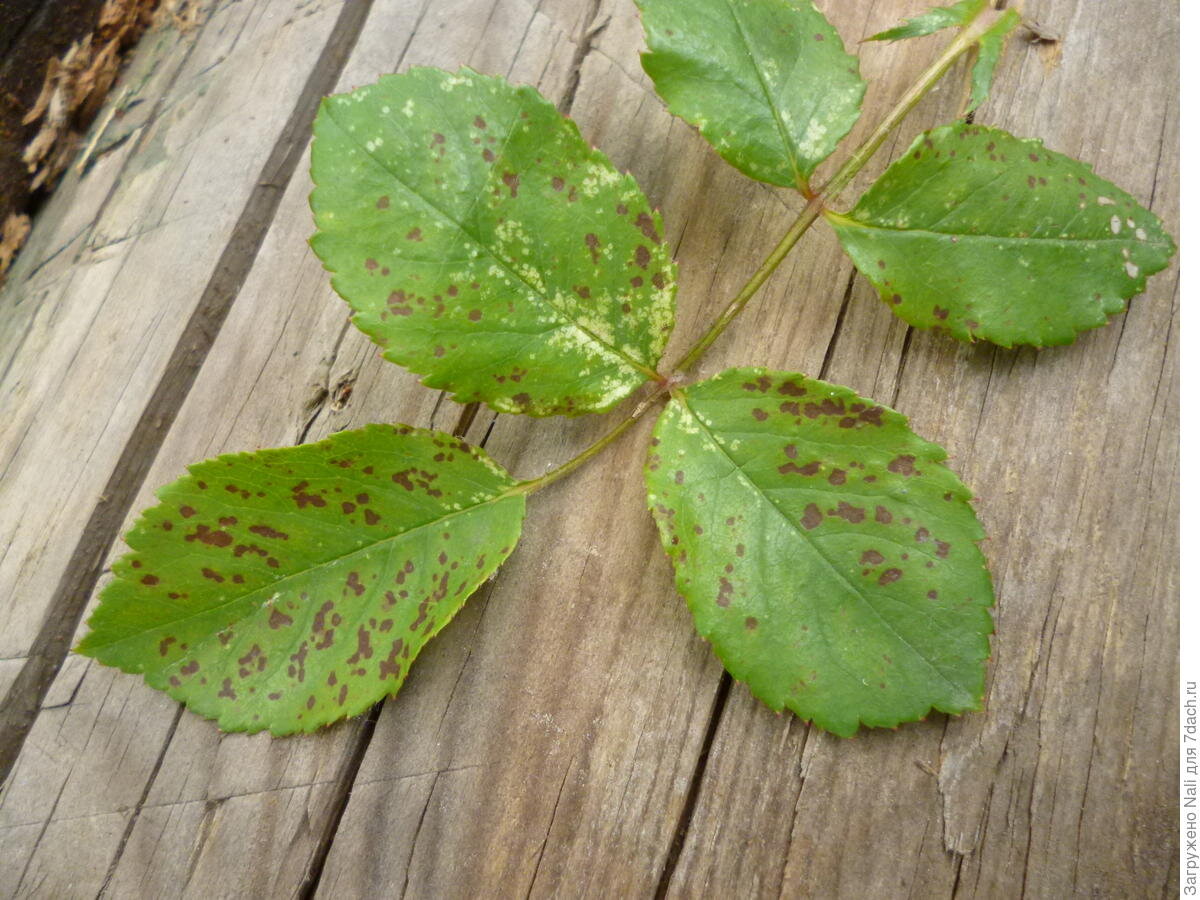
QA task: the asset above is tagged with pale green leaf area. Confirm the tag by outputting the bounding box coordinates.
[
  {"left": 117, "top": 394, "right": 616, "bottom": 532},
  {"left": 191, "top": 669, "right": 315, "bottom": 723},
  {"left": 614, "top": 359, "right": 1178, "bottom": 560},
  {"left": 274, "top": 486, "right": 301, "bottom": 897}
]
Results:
[
  {"left": 637, "top": 0, "right": 865, "bottom": 189},
  {"left": 828, "top": 124, "right": 1176, "bottom": 347},
  {"left": 645, "top": 368, "right": 993, "bottom": 737},
  {"left": 77, "top": 425, "right": 525, "bottom": 735},
  {"left": 310, "top": 67, "right": 676, "bottom": 417},
  {"left": 866, "top": 0, "right": 986, "bottom": 42},
  {"left": 966, "top": 10, "right": 1020, "bottom": 114}
]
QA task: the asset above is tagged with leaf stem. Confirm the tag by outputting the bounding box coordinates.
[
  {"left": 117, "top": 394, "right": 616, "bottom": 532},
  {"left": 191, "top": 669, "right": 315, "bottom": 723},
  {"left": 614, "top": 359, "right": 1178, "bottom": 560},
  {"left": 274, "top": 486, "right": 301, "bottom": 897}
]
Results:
[
  {"left": 513, "top": 382, "right": 672, "bottom": 495},
  {"left": 517, "top": 7, "right": 1005, "bottom": 494},
  {"left": 674, "top": 193, "right": 826, "bottom": 373},
  {"left": 817, "top": 7, "right": 1002, "bottom": 200},
  {"left": 671, "top": 6, "right": 1001, "bottom": 373}
]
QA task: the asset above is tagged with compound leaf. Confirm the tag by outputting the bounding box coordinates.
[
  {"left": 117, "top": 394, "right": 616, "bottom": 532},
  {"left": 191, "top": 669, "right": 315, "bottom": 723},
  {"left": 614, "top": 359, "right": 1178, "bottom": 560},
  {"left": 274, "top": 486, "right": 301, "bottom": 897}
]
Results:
[
  {"left": 866, "top": 0, "right": 986, "bottom": 42},
  {"left": 637, "top": 0, "right": 865, "bottom": 190},
  {"left": 77, "top": 425, "right": 525, "bottom": 734},
  {"left": 827, "top": 124, "right": 1175, "bottom": 347},
  {"left": 645, "top": 368, "right": 993, "bottom": 737},
  {"left": 310, "top": 67, "right": 676, "bottom": 416}
]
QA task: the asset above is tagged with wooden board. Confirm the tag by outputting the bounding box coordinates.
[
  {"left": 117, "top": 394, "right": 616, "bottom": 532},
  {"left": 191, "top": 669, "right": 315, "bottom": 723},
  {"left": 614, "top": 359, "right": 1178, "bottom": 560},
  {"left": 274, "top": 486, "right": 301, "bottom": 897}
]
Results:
[{"left": 0, "top": 0, "right": 1178, "bottom": 896}]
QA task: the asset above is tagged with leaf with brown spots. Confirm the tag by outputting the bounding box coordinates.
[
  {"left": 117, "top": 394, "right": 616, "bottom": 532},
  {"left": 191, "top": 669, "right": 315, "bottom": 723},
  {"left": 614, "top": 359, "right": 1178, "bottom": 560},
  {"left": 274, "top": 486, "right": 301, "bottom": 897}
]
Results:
[
  {"left": 310, "top": 67, "right": 676, "bottom": 416},
  {"left": 76, "top": 424, "right": 525, "bottom": 735},
  {"left": 826, "top": 123, "right": 1175, "bottom": 346},
  {"left": 637, "top": 0, "right": 865, "bottom": 190},
  {"left": 644, "top": 368, "right": 994, "bottom": 737}
]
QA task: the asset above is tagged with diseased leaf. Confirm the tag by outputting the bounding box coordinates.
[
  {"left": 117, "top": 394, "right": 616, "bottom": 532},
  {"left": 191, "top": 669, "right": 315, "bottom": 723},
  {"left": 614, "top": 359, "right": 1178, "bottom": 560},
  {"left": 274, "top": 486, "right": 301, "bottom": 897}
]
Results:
[
  {"left": 827, "top": 124, "right": 1176, "bottom": 346},
  {"left": 636, "top": 0, "right": 865, "bottom": 189},
  {"left": 645, "top": 368, "right": 993, "bottom": 737},
  {"left": 310, "top": 67, "right": 676, "bottom": 416},
  {"left": 966, "top": 10, "right": 1020, "bottom": 114},
  {"left": 866, "top": 0, "right": 986, "bottom": 42},
  {"left": 77, "top": 425, "right": 525, "bottom": 734}
]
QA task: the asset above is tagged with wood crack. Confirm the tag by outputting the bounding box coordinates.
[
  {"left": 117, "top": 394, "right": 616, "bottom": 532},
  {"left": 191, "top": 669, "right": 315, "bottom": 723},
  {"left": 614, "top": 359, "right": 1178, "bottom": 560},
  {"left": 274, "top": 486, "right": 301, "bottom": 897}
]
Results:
[
  {"left": 652, "top": 671, "right": 732, "bottom": 898},
  {"left": 0, "top": 0, "right": 378, "bottom": 785}
]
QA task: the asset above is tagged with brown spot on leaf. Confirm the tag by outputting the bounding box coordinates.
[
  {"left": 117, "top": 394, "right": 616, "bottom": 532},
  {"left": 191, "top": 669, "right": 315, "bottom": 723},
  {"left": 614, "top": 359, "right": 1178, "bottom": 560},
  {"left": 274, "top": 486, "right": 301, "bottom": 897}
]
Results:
[
  {"left": 933, "top": 306, "right": 949, "bottom": 320},
  {"left": 878, "top": 568, "right": 903, "bottom": 585},
  {"left": 185, "top": 525, "right": 233, "bottom": 548},
  {"left": 634, "top": 245, "right": 650, "bottom": 269},
  {"left": 376, "top": 196, "right": 389, "bottom": 209},
  {"left": 179, "top": 505, "right": 196, "bottom": 518},
  {"left": 269, "top": 608, "right": 294, "bottom": 630},
  {"left": 502, "top": 172, "right": 520, "bottom": 197},
  {"left": 801, "top": 504, "right": 823, "bottom": 530},
  {"left": 158, "top": 636, "right": 177, "bottom": 657},
  {"left": 860, "top": 550, "right": 884, "bottom": 566},
  {"left": 346, "top": 572, "right": 366, "bottom": 597},
  {"left": 888, "top": 455, "right": 917, "bottom": 476},
  {"left": 752, "top": 408, "right": 768, "bottom": 421},
  {"left": 201, "top": 567, "right": 224, "bottom": 582},
  {"left": 347, "top": 626, "right": 374, "bottom": 665},
  {"left": 218, "top": 679, "right": 237, "bottom": 700},
  {"left": 634, "top": 212, "right": 662, "bottom": 244},
  {"left": 291, "top": 481, "right": 327, "bottom": 509},
  {"left": 585, "top": 233, "right": 601, "bottom": 263},
  {"left": 829, "top": 502, "right": 865, "bottom": 523},
  {"left": 406, "top": 227, "right": 423, "bottom": 241},
  {"left": 717, "top": 577, "right": 734, "bottom": 607},
  {"left": 745, "top": 616, "right": 758, "bottom": 630},
  {"left": 141, "top": 574, "right": 160, "bottom": 586},
  {"left": 828, "top": 468, "right": 847, "bottom": 485},
  {"left": 936, "top": 541, "right": 951, "bottom": 558}
]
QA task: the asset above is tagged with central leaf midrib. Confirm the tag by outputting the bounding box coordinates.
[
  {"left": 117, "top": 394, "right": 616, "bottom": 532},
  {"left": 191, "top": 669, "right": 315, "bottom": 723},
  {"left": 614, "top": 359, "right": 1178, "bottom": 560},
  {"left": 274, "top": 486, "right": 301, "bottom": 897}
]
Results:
[
  {"left": 91, "top": 488, "right": 520, "bottom": 654},
  {"left": 676, "top": 393, "right": 971, "bottom": 699},
  {"left": 324, "top": 109, "right": 658, "bottom": 381},
  {"left": 839, "top": 217, "right": 1169, "bottom": 248},
  {"left": 722, "top": 0, "right": 802, "bottom": 186}
]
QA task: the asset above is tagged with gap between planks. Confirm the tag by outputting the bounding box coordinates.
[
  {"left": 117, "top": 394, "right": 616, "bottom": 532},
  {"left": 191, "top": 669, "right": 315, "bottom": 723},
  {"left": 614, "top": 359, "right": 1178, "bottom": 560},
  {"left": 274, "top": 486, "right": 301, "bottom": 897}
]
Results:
[{"left": 0, "top": 0, "right": 379, "bottom": 784}]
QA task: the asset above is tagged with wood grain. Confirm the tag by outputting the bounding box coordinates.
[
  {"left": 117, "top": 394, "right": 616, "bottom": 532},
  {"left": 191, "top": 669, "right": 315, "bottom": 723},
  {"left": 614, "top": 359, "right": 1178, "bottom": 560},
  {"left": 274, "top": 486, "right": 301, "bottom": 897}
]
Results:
[{"left": 0, "top": 0, "right": 1177, "bottom": 896}]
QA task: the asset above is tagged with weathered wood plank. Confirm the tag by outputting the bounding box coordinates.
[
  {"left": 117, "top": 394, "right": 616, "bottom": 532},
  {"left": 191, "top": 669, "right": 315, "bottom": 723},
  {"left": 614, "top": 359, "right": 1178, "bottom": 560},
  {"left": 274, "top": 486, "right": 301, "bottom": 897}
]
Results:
[
  {"left": 1, "top": 0, "right": 591, "bottom": 895},
  {"left": 664, "top": 1, "right": 1179, "bottom": 897},
  {"left": 312, "top": 2, "right": 979, "bottom": 895},
  {"left": 0, "top": 0, "right": 358, "bottom": 719},
  {"left": 0, "top": 0, "right": 1177, "bottom": 896}
]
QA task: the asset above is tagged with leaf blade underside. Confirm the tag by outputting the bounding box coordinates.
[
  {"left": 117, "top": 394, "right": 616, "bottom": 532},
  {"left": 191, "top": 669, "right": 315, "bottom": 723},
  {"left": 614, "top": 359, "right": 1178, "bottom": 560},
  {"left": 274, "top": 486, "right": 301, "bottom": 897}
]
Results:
[
  {"left": 310, "top": 67, "right": 676, "bottom": 416},
  {"left": 827, "top": 123, "right": 1176, "bottom": 347},
  {"left": 966, "top": 10, "right": 1020, "bottom": 114},
  {"left": 865, "top": 0, "right": 987, "bottom": 42},
  {"left": 636, "top": 0, "right": 866, "bottom": 189},
  {"left": 77, "top": 425, "right": 525, "bottom": 735},
  {"left": 645, "top": 368, "right": 994, "bottom": 737}
]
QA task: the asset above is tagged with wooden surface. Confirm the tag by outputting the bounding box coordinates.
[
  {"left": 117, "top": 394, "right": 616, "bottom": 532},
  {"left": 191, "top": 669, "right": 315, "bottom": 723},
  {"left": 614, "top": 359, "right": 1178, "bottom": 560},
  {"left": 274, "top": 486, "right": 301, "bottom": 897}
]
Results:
[{"left": 0, "top": 0, "right": 1178, "bottom": 896}]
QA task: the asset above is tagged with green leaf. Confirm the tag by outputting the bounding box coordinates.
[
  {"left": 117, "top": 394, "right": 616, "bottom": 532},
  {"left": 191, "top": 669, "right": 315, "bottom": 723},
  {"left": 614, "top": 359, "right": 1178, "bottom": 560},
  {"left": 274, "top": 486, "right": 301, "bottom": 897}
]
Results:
[
  {"left": 645, "top": 368, "right": 993, "bottom": 737},
  {"left": 827, "top": 124, "right": 1176, "bottom": 347},
  {"left": 77, "top": 425, "right": 525, "bottom": 734},
  {"left": 966, "top": 10, "right": 1020, "bottom": 114},
  {"left": 636, "top": 0, "right": 865, "bottom": 190},
  {"left": 310, "top": 67, "right": 676, "bottom": 417},
  {"left": 865, "top": 0, "right": 986, "bottom": 42}
]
